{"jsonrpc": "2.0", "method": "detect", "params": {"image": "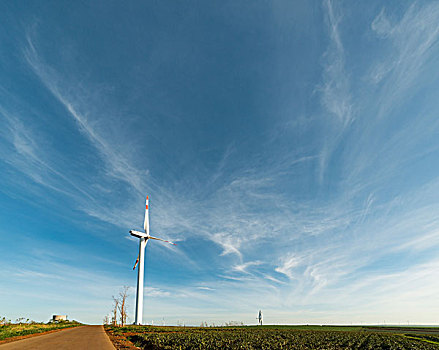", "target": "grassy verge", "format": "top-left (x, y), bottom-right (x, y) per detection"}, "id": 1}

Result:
top-left (0, 321), bottom-right (81, 342)
top-left (105, 325), bottom-right (139, 350)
